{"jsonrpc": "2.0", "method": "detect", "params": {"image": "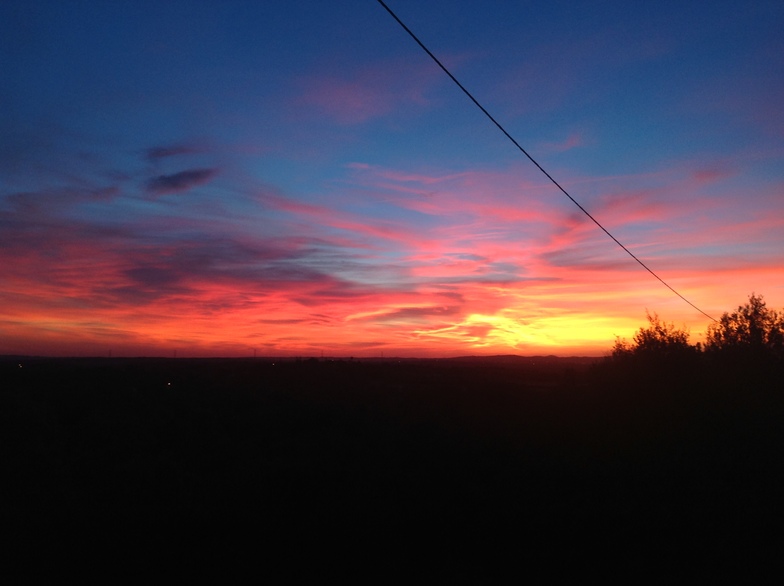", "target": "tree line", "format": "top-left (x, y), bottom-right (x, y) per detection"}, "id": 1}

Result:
top-left (612, 293), bottom-right (784, 366)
